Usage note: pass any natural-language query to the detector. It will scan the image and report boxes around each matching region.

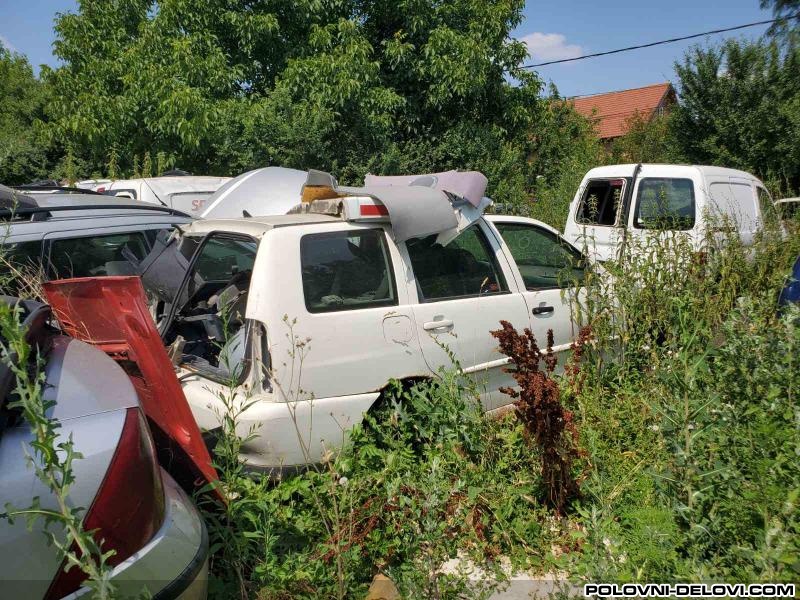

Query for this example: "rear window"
[576,179,625,226]
[634,178,696,230]
[46,232,150,278]
[301,229,396,313]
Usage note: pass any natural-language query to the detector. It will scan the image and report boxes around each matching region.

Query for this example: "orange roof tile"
[571,82,674,139]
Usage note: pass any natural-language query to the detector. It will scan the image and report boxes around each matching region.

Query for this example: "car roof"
[3,192,193,221]
[183,213,340,238]
[584,163,761,181]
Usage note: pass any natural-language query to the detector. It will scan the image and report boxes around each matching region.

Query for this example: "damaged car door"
[145,231,265,434]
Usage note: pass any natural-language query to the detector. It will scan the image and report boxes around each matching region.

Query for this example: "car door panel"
[404,221,530,410]
[487,217,587,368]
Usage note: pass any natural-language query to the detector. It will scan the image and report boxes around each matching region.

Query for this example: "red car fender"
[43,276,225,505]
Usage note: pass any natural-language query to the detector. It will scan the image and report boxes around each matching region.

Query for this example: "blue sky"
[0,0,774,97]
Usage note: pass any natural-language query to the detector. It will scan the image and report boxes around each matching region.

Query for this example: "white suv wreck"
[138,170,590,469]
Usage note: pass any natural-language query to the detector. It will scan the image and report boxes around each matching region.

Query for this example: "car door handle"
[532,305,554,315]
[423,319,454,332]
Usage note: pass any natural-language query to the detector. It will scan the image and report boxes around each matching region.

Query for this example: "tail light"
[44,408,165,599]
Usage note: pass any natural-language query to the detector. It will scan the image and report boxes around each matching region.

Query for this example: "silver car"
[0,184,192,291]
[0,297,208,599]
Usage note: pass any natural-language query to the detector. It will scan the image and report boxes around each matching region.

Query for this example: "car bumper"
[73,469,209,600]
[185,387,380,469]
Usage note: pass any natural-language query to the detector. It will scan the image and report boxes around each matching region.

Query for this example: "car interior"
[300,229,395,311]
[406,228,505,300]
[160,235,257,381]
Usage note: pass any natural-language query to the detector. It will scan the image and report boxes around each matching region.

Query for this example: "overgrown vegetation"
[197,213,800,598]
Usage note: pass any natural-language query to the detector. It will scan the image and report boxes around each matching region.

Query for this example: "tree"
[611,112,677,164]
[0,47,53,185]
[760,0,800,46]
[43,0,561,207]
[670,39,800,193]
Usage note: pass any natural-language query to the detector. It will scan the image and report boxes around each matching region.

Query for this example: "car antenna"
[141,177,169,208]
[242,209,252,218]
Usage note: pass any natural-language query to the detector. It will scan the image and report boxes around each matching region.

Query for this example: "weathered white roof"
[183,213,339,238]
[584,163,762,182]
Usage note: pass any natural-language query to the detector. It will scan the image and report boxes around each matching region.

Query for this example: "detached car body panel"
[42,277,222,502]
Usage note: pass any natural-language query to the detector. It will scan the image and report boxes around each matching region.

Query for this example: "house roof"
[571,82,674,139]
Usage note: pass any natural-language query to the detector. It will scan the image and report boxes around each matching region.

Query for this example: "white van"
[130,170,590,469]
[100,175,231,216]
[563,164,774,262]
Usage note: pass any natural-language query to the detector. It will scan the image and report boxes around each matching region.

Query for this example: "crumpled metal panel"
[365,170,488,207]
[43,276,224,503]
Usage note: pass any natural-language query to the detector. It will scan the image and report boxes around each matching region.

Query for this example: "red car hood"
[43,276,223,503]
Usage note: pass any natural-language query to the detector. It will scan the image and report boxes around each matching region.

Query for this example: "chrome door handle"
[423,319,454,332]
[532,305,555,315]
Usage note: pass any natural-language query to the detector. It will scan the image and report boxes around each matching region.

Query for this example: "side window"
[1,240,43,267]
[46,232,150,278]
[301,229,396,312]
[756,187,778,225]
[494,223,586,290]
[576,179,625,226]
[634,178,695,230]
[0,240,44,295]
[406,225,508,301]
[192,236,256,283]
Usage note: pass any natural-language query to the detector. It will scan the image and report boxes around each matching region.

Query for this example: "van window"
[494,223,586,290]
[634,178,695,230]
[46,232,150,278]
[709,182,759,229]
[301,229,396,312]
[756,187,778,225]
[576,179,625,226]
[407,225,508,301]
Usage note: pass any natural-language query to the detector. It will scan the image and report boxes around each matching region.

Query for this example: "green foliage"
[566,216,800,582]
[41,0,591,210]
[670,39,800,194]
[526,94,604,229]
[611,112,678,164]
[761,0,800,46]
[0,47,54,184]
